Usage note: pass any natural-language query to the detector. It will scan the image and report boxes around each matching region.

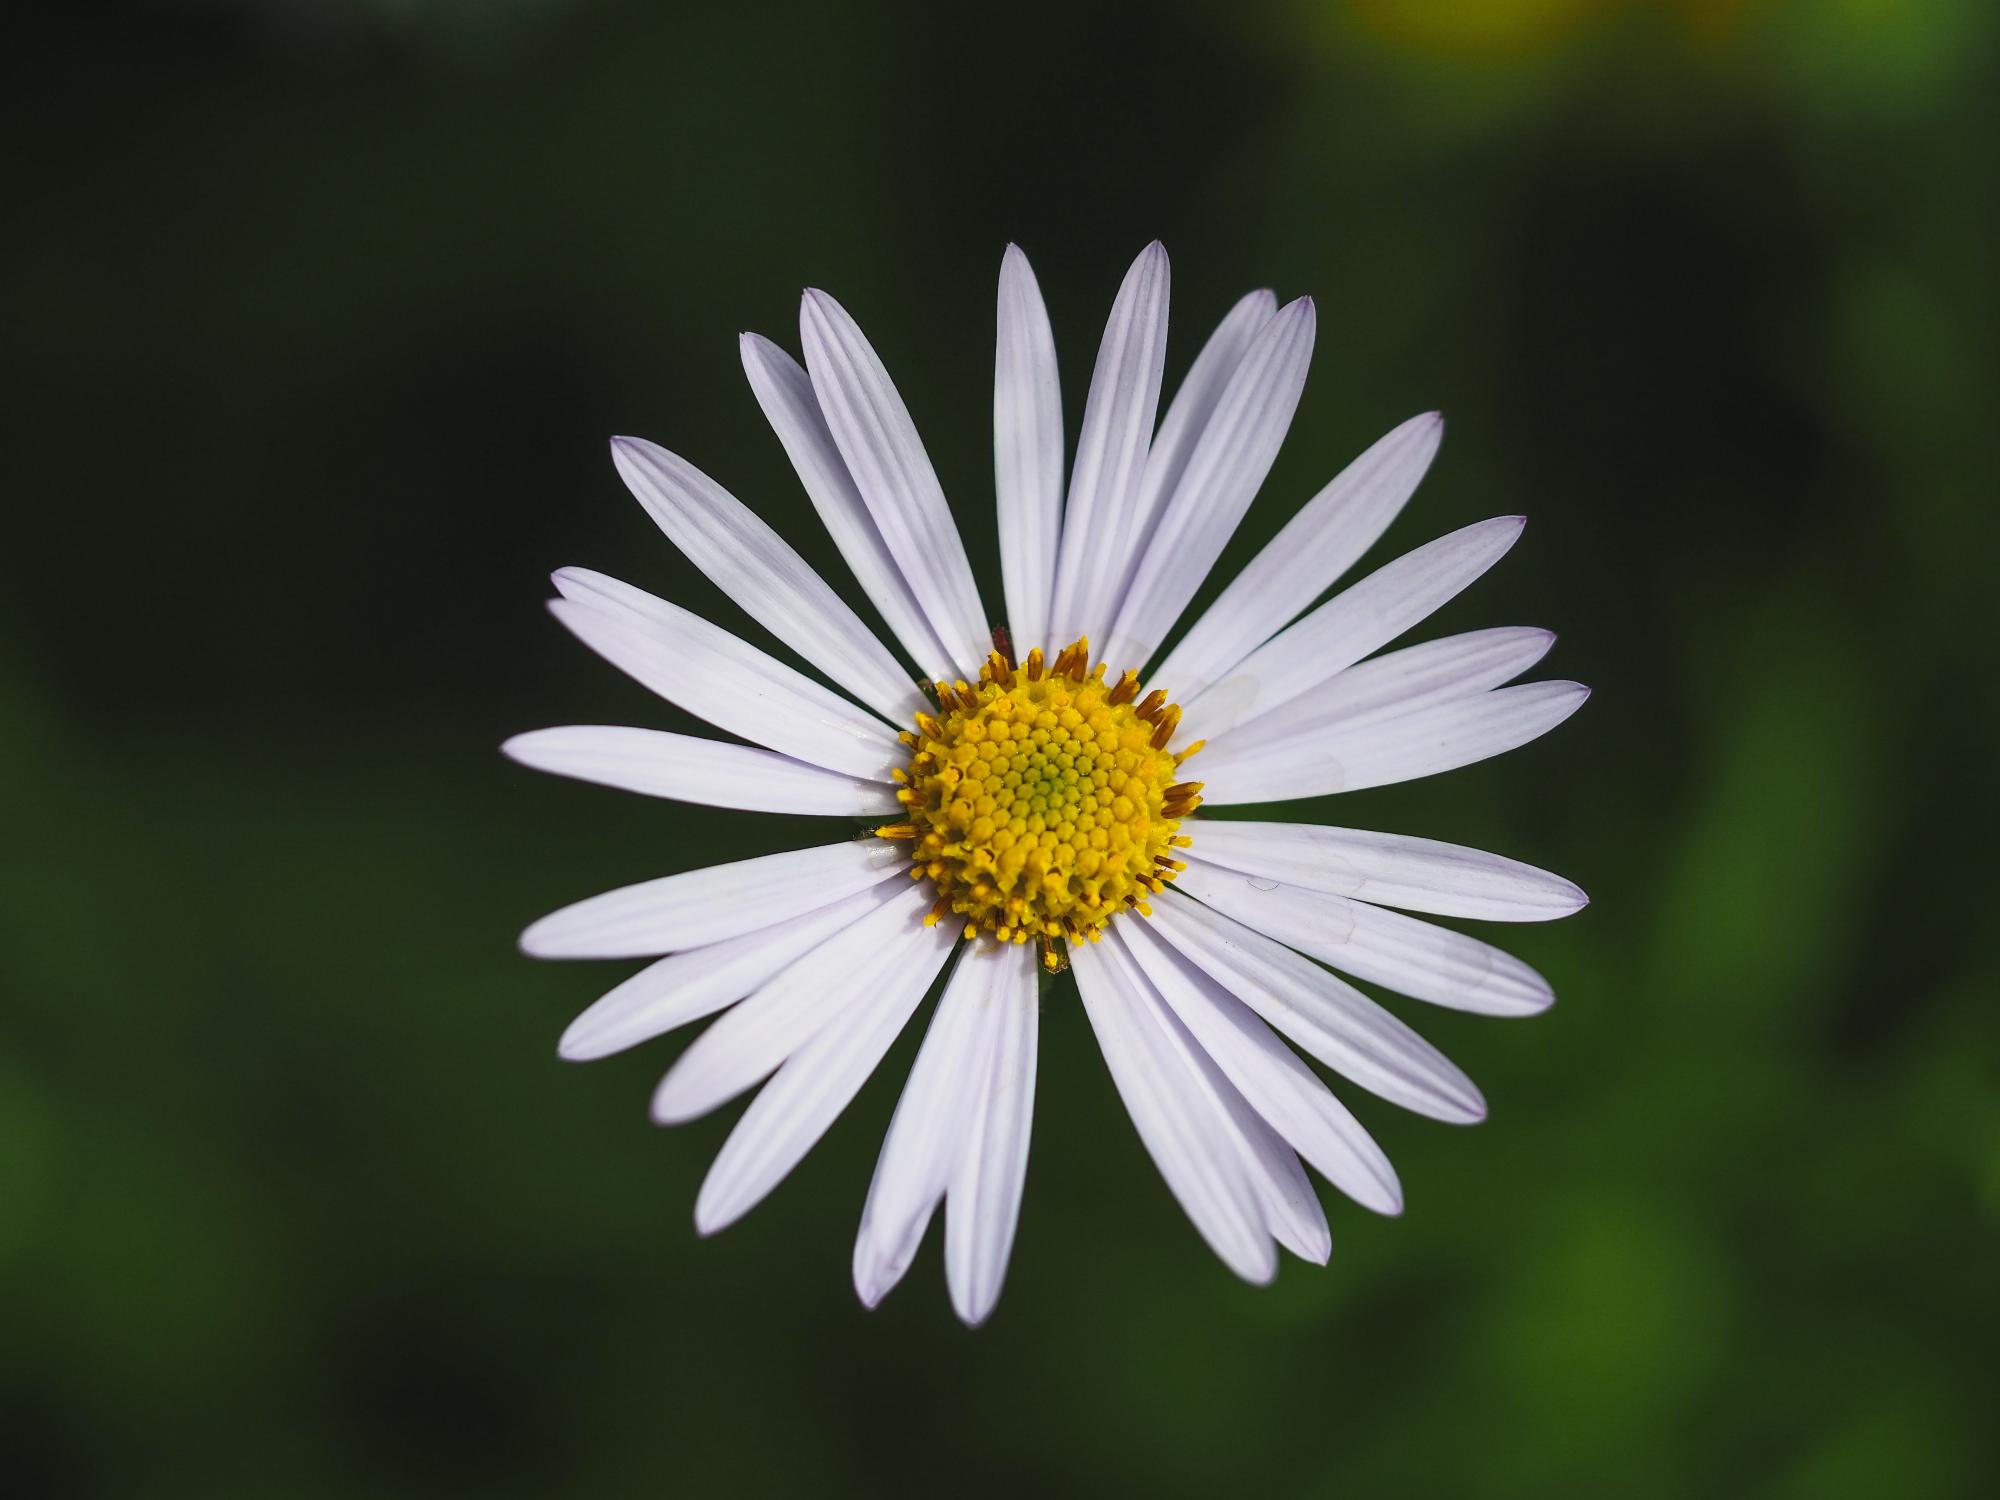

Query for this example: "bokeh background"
[7,1,1997,1495]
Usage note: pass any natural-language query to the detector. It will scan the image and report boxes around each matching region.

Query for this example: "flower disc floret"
[876,639,1204,972]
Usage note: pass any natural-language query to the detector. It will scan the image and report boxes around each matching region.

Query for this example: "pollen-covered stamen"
[883,636,1195,973]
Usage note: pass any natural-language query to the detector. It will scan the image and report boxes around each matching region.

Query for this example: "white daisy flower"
[507,242,1589,1325]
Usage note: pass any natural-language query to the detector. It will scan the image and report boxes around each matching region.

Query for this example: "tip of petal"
[952,1295,996,1329]
[650,1081,699,1126]
[1130,240,1170,278]
[555,1020,603,1062]
[799,287,850,342]
[499,731,553,768]
[1387,409,1445,448]
[1517,987,1558,1016]
[852,1258,894,1310]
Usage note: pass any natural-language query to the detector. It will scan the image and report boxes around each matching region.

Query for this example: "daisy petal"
[1184,516,1526,741]
[1116,925,1403,1213]
[693,917,958,1234]
[1214,626,1555,751]
[800,289,991,672]
[1223,1086,1332,1266]
[1183,819,1588,924]
[1119,936,1328,1265]
[1120,289,1278,572]
[1072,938,1275,1284]
[1145,891,1486,1122]
[740,334,956,683]
[1103,296,1317,671]
[651,880,935,1123]
[1102,929,1331,1259]
[558,881,908,1061]
[944,939,1040,1325]
[503,726,899,816]
[1176,862,1556,1017]
[852,939,1007,1309]
[549,569,904,780]
[520,838,905,961]
[993,245,1064,653]
[1198,680,1590,805]
[607,436,925,724]
[1047,242,1171,653]
[1153,413,1444,702]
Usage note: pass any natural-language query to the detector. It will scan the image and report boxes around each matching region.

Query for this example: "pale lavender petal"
[800,289,991,673]
[1153,413,1444,702]
[1102,296,1316,671]
[1046,242,1170,653]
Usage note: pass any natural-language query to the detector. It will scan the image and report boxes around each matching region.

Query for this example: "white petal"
[1071,939,1275,1284]
[1103,296,1317,671]
[521,838,904,961]
[852,939,1009,1309]
[1124,944,1327,1266]
[740,333,957,684]
[1100,927,1331,1262]
[1153,413,1444,703]
[1046,242,1170,653]
[1120,289,1278,570]
[799,290,991,673]
[651,879,934,1123]
[1199,680,1590,805]
[1183,516,1526,742]
[1212,626,1554,754]
[503,726,899,816]
[693,917,958,1234]
[558,881,908,1061]
[1144,892,1486,1122]
[1175,862,1555,1016]
[1102,936,1329,1264]
[1182,818,1587,923]
[549,569,904,780]
[944,940,1040,1325]
[993,246,1064,654]
[606,436,925,725]
[1220,1085,1332,1266]
[1116,923,1402,1213]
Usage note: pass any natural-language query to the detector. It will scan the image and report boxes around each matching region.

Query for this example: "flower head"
[507,242,1588,1324]
[883,638,1200,968]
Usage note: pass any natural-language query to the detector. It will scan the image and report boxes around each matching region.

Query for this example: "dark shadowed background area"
[6,1,1997,1495]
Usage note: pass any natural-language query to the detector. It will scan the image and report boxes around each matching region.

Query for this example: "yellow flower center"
[875,639,1204,973]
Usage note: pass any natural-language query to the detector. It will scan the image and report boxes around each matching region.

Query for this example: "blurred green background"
[6,0,1997,1495]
